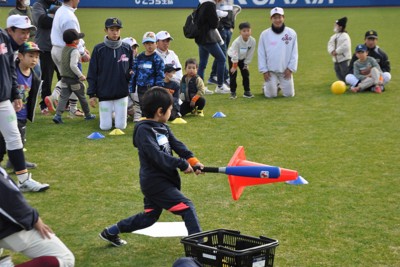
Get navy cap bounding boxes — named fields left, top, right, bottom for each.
left=105, top=17, right=122, bottom=28
left=355, top=44, right=367, bottom=52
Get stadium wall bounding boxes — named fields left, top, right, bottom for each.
left=2, top=0, right=400, bottom=8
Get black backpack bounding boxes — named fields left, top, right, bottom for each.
left=183, top=4, right=201, bottom=39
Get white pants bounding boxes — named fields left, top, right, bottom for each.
left=99, top=97, right=128, bottom=130
left=0, top=230, right=75, bottom=267
left=0, top=100, right=23, bottom=150
left=51, top=46, right=78, bottom=102
left=262, top=72, right=295, bottom=98
left=345, top=71, right=391, bottom=87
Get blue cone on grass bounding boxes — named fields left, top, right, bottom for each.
left=212, top=112, right=226, bottom=118
left=87, top=132, right=105, bottom=140
left=286, top=176, right=308, bottom=185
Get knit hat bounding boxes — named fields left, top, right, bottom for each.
left=336, top=17, right=347, bottom=28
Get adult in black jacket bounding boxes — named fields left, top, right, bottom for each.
left=31, top=0, right=62, bottom=114
left=195, top=0, right=230, bottom=94
left=0, top=167, right=74, bottom=266
left=345, top=30, right=391, bottom=90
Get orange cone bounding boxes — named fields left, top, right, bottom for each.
left=227, top=146, right=298, bottom=200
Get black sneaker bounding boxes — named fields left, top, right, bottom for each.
left=243, top=91, right=254, bottom=98
left=230, top=92, right=237, bottom=99
left=99, top=228, right=127, bottom=247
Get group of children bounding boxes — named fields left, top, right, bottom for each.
left=35, top=16, right=257, bottom=130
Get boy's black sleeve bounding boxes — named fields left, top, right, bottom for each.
left=87, top=46, right=98, bottom=98
left=0, top=171, right=39, bottom=233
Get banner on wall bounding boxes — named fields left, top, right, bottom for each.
left=1, top=0, right=400, bottom=8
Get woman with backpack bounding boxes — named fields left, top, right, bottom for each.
left=195, top=0, right=230, bottom=94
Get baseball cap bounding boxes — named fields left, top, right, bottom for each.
left=6, top=15, right=37, bottom=30
left=105, top=17, right=123, bottom=28
left=365, top=30, right=378, bottom=39
left=122, top=37, right=139, bottom=47
left=63, top=29, right=85, bottom=44
left=19, top=42, right=41, bottom=53
left=355, top=44, right=367, bottom=52
left=156, top=31, right=174, bottom=41
left=270, top=7, right=284, bottom=17
left=164, top=64, right=181, bottom=73
left=142, top=31, right=156, bottom=44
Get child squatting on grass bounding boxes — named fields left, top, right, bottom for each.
left=99, top=87, right=204, bottom=247
left=179, top=58, right=207, bottom=117
left=350, top=44, right=384, bottom=93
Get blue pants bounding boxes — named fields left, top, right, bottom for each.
left=210, top=27, right=232, bottom=81
left=117, top=187, right=201, bottom=235
left=198, top=43, right=226, bottom=88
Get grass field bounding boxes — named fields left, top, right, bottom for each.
left=1, top=6, right=400, bottom=267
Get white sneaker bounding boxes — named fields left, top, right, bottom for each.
left=0, top=255, right=14, bottom=267
left=204, top=87, right=214, bottom=95
left=18, top=174, right=50, bottom=192
left=215, top=84, right=230, bottom=94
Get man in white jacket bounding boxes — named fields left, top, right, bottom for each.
left=258, top=7, right=298, bottom=98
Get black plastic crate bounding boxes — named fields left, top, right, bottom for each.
left=181, top=229, right=279, bottom=267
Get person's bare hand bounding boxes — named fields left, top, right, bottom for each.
left=34, top=217, right=54, bottom=239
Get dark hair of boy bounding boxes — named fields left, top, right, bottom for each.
left=141, top=87, right=173, bottom=118
left=239, top=22, right=251, bottom=30
left=185, top=58, right=198, bottom=68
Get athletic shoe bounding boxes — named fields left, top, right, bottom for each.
left=204, top=87, right=214, bottom=95
left=197, top=110, right=204, bottom=117
left=52, top=115, right=63, bottom=124
left=18, top=174, right=50, bottom=192
left=6, top=160, right=37, bottom=170
left=85, top=114, right=96, bottom=120
left=215, top=84, right=230, bottom=94
left=374, top=85, right=382, bottom=94
left=40, top=108, right=50, bottom=116
left=99, top=228, right=127, bottom=247
left=44, top=96, right=56, bottom=113
left=224, top=79, right=230, bottom=88
left=0, top=255, right=14, bottom=267
left=207, top=76, right=218, bottom=85
left=243, top=91, right=254, bottom=98
left=230, top=92, right=237, bottom=99
left=70, top=109, right=84, bottom=117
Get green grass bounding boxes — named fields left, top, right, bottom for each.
left=1, top=6, right=400, bottom=267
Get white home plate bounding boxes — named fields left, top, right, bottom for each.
left=132, top=222, right=188, bottom=237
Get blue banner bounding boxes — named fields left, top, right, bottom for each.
left=2, top=0, right=399, bottom=8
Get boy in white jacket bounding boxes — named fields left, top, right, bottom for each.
left=258, top=7, right=298, bottom=98
left=327, top=17, right=351, bottom=82
left=227, top=22, right=256, bottom=99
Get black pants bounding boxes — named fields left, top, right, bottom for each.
left=0, top=120, right=27, bottom=163
left=228, top=57, right=250, bottom=93
left=180, top=97, right=206, bottom=116
left=39, top=51, right=60, bottom=110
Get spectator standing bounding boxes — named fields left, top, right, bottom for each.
left=258, top=7, right=298, bottom=98
left=50, top=0, right=91, bottom=117
left=0, top=42, right=41, bottom=170
left=227, top=22, right=256, bottom=99
left=8, top=0, right=36, bottom=42
left=0, top=25, right=49, bottom=192
left=31, top=0, right=62, bottom=115
left=195, top=0, right=230, bottom=94
left=327, top=16, right=351, bottom=82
